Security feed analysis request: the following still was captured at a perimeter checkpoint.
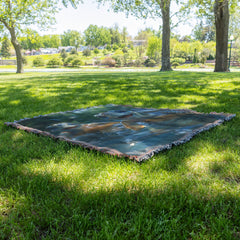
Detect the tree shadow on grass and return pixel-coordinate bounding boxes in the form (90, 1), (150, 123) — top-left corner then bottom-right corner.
(0, 71), (214, 119)
(1, 71), (239, 153)
(0, 71), (240, 239)
(0, 137), (239, 239)
(1, 71), (239, 168)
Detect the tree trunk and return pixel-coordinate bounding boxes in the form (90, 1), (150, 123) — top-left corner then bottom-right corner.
(214, 0), (229, 72)
(160, 0), (172, 71)
(9, 27), (24, 73)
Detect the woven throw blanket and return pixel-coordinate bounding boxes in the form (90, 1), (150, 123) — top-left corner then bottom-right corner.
(5, 105), (235, 162)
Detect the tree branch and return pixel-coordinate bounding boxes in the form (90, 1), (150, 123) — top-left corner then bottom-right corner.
(0, 17), (11, 30)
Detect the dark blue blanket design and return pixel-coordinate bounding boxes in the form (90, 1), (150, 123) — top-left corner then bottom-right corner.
(5, 105), (235, 161)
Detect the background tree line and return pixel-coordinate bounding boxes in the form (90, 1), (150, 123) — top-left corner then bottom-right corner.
(0, 0), (239, 73)
(1, 25), (240, 69)
(13, 25), (130, 51)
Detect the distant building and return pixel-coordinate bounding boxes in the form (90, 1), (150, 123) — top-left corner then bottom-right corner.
(58, 46), (75, 53)
(97, 46), (106, 50)
(132, 40), (147, 47)
(24, 50), (41, 55)
(78, 45), (89, 52)
(39, 48), (58, 54)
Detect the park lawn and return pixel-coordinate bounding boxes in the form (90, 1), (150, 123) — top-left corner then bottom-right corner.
(0, 71), (239, 239)
(24, 54), (61, 67)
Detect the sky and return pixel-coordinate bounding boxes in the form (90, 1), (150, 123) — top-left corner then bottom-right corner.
(40, 1), (195, 37)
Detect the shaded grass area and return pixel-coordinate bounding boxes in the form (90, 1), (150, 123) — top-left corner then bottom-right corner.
(0, 71), (239, 239)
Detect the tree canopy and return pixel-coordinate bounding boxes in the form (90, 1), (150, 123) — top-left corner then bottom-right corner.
(0, 36), (11, 59)
(229, 5), (240, 40)
(84, 25), (111, 47)
(0, 0), (82, 73)
(96, 0), (183, 71)
(187, 0), (239, 71)
(61, 30), (83, 49)
(0, 0), (59, 30)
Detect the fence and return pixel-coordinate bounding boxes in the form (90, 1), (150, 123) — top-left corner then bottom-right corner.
(231, 61), (240, 67)
(0, 59), (17, 65)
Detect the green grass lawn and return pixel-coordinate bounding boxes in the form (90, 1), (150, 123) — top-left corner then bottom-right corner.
(0, 71), (239, 239)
